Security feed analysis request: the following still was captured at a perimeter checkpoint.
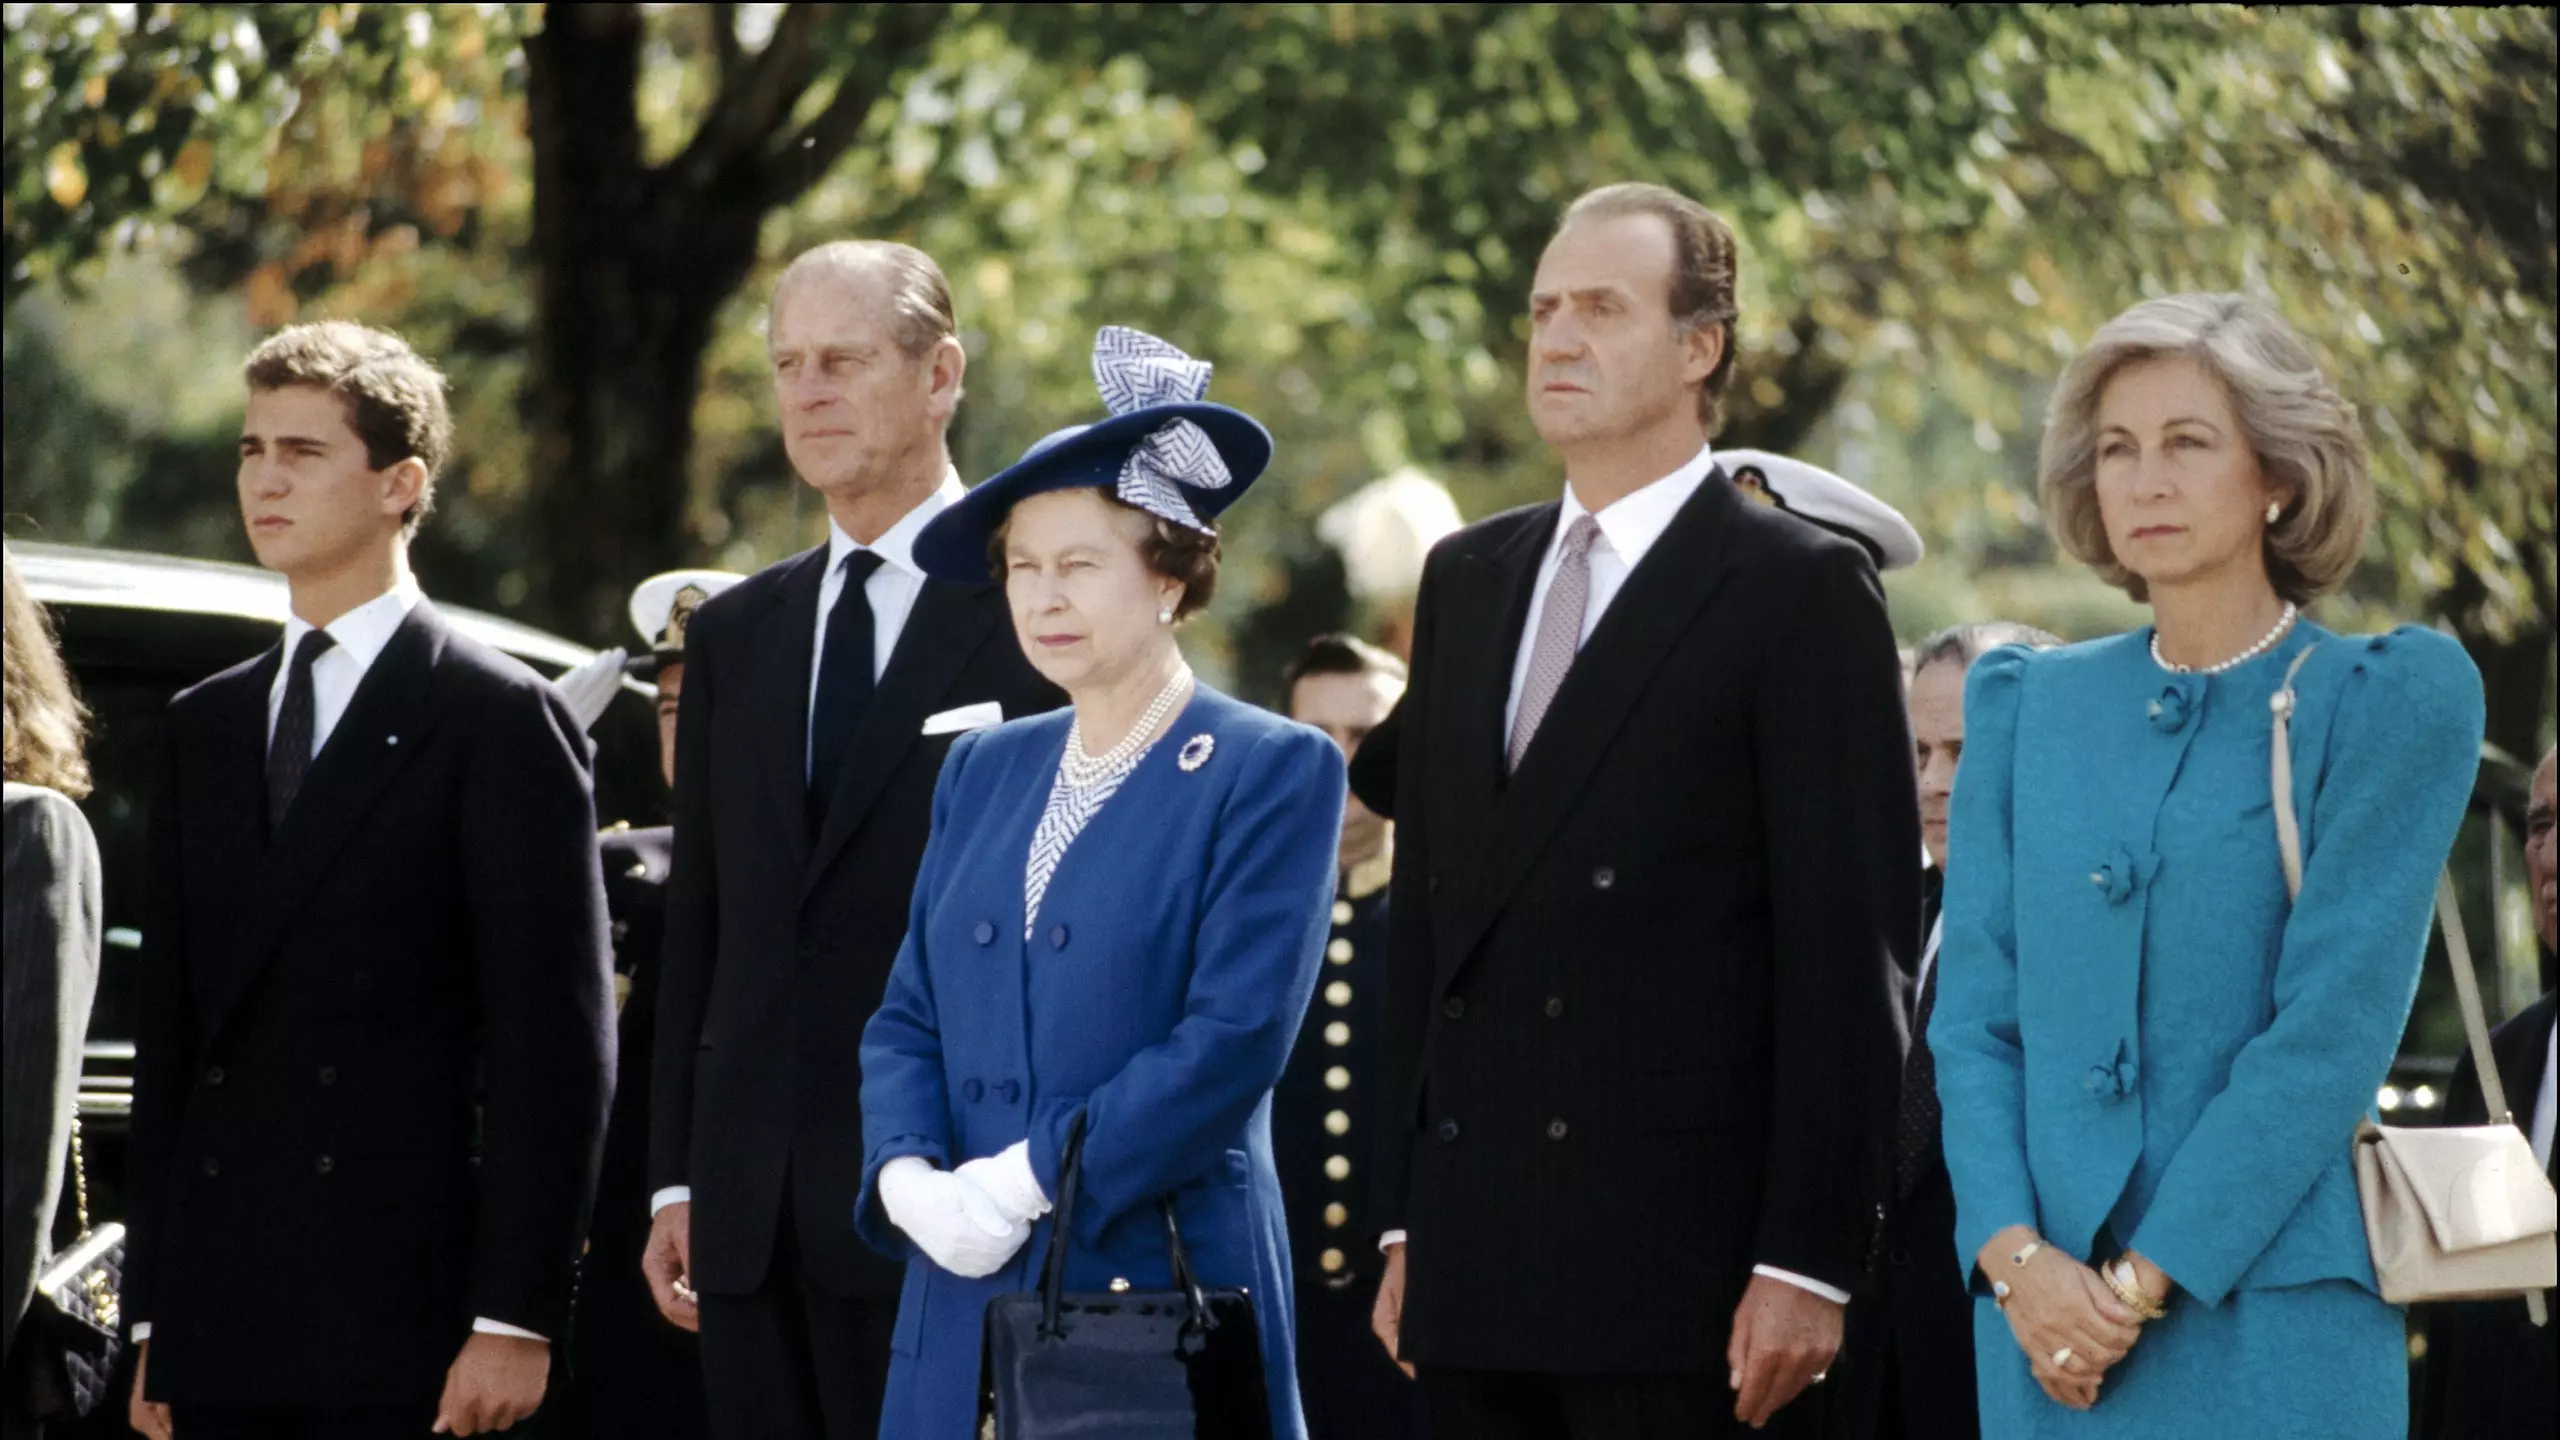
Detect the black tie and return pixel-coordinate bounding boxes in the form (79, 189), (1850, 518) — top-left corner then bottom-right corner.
(808, 549), (887, 829)
(267, 628), (337, 836)
(1895, 961), (1943, 1198)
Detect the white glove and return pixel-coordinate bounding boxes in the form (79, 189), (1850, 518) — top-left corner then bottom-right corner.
(551, 648), (629, 734)
(955, 1140), (1052, 1227)
(876, 1157), (1032, 1279)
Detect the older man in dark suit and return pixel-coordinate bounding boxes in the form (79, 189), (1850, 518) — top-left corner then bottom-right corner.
(642, 241), (1062, 1440)
(2414, 743), (2557, 1440)
(1368, 183), (1918, 1440)
(125, 322), (614, 1440)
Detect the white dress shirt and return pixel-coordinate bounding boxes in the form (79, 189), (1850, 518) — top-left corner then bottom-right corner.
(2533, 1016), (2556, 1174)
(139, 579), (546, 1344)
(1388, 447), (1852, 1307)
(652, 469), (965, 1222)
(1916, 913), (1945, 1005)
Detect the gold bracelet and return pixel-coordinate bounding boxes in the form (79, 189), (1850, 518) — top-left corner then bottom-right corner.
(2103, 1258), (2169, 1321)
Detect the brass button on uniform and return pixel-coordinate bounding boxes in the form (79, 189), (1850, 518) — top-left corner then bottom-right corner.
(1324, 1203), (1349, 1228)
(1319, 1248), (1345, 1274)
(1325, 1109), (1351, 1135)
(1324, 1155), (1352, 1181)
(1327, 938), (1354, 965)
(1325, 982), (1353, 1008)
(1325, 1022), (1351, 1047)
(1332, 900), (1354, 925)
(1324, 1066), (1351, 1091)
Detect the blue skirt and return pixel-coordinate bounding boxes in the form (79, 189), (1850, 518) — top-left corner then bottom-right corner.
(1975, 1281), (2404, 1439)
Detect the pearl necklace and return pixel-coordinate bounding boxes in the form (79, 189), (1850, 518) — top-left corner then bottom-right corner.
(2150, 602), (2298, 676)
(1061, 667), (1192, 788)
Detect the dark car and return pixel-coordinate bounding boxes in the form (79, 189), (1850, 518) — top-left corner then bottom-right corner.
(16, 540), (666, 1252)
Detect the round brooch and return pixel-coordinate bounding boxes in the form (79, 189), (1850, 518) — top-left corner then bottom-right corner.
(1176, 733), (1216, 772)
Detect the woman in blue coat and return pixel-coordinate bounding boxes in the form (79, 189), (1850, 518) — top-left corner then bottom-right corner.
(855, 327), (1343, 1439)
(1931, 293), (2484, 1438)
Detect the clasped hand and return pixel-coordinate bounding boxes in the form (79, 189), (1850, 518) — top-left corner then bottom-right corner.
(1978, 1227), (2143, 1412)
(878, 1156), (1034, 1278)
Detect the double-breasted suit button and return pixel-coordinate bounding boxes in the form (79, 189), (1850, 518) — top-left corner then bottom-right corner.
(316, 1066), (338, 1086)
(972, 921), (996, 946)
(996, 1080), (1022, 1104)
(1437, 1119), (1460, 1143)
(315, 1154), (335, 1175)
(204, 1065), (225, 1087)
(1428, 873), (1441, 893)
(1443, 996), (1466, 1019)
(200, 1156), (221, 1177)
(797, 939), (819, 961)
(1592, 866), (1616, 890)
(1048, 924), (1070, 950)
(350, 969), (372, 990)
(963, 1079), (986, 1103)
(1546, 1118), (1570, 1141)
(1544, 996), (1566, 1019)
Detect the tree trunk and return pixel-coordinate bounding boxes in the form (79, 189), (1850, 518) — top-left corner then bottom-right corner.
(523, 4), (767, 643)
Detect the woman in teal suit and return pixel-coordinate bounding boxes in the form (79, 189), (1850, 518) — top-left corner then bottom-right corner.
(1931, 293), (2484, 1438)
(854, 327), (1342, 1439)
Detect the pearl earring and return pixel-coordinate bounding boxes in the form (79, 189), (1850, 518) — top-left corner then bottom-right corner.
(2265, 499), (2282, 524)
(1158, 606), (1174, 626)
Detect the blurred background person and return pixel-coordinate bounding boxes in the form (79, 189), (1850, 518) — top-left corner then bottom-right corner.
(856, 326), (1341, 1439)
(2413, 741), (2557, 1440)
(563, 569), (737, 1440)
(2, 550), (104, 1440)
(1932, 293), (2485, 1436)
(1279, 633), (1426, 1440)
(1833, 620), (2059, 1440)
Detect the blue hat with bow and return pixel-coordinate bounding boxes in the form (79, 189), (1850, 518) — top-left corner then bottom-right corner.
(914, 326), (1273, 584)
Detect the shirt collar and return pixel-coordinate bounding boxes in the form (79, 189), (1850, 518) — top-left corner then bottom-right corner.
(826, 467), (967, 580)
(281, 579), (422, 674)
(1556, 444), (1717, 571)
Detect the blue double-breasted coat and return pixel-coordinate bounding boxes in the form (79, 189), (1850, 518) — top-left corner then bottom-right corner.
(1931, 623), (2484, 1436)
(857, 684), (1344, 1439)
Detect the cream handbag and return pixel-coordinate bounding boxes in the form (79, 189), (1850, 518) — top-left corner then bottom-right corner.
(2270, 645), (2555, 1323)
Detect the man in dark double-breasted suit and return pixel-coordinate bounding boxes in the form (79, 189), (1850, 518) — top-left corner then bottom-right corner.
(1368, 184), (1918, 1440)
(126, 322), (614, 1440)
(644, 241), (1061, 1440)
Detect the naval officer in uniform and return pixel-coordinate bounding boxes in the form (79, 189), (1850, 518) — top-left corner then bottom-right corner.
(1279, 634), (1428, 1440)
(573, 570), (738, 1440)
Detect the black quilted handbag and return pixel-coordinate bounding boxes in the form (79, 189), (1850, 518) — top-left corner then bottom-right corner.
(980, 1115), (1271, 1439)
(12, 1117), (126, 1422)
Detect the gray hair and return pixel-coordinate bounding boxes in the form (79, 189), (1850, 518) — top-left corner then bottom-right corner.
(770, 240), (958, 360)
(1911, 621), (2064, 681)
(2037, 293), (2372, 605)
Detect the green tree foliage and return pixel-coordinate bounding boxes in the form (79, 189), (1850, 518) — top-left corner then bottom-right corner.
(4, 3), (2552, 749)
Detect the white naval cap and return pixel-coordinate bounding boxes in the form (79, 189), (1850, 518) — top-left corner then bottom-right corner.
(1717, 450), (1925, 573)
(626, 569), (745, 673)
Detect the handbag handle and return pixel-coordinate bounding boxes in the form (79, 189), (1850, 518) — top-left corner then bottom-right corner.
(1035, 1113), (1218, 1340)
(2270, 647), (2509, 1124)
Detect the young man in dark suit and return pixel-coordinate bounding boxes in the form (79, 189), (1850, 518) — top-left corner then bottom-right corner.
(641, 242), (1063, 1440)
(2414, 743), (2557, 1440)
(124, 322), (616, 1440)
(1367, 184), (1920, 1439)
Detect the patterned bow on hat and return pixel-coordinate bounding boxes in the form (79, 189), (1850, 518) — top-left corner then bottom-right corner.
(1093, 325), (1232, 533)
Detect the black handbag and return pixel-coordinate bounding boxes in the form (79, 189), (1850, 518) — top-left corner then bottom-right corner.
(11, 1117), (126, 1422)
(980, 1115), (1272, 1439)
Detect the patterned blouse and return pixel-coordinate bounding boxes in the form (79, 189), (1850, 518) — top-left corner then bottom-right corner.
(1023, 740), (1157, 939)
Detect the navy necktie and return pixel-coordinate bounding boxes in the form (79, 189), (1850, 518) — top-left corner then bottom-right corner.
(267, 628), (337, 836)
(1895, 962), (1943, 1198)
(808, 549), (887, 829)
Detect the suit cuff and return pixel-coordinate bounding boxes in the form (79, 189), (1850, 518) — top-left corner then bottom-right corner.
(130, 1321), (151, 1342)
(650, 1185), (692, 1217)
(1754, 1264), (1851, 1306)
(473, 1317), (548, 1342)
(1378, 1229), (1408, 1254)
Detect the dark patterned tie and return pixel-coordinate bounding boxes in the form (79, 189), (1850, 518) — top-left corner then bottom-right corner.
(1895, 960), (1943, 1198)
(267, 628), (337, 836)
(808, 549), (887, 831)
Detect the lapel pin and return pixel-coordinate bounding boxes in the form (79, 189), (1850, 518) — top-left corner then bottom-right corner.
(1177, 733), (1215, 772)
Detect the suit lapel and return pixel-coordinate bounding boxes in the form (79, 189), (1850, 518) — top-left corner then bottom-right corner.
(207, 604), (446, 1036)
(747, 548), (826, 876)
(196, 651), (282, 1004)
(1440, 470), (1751, 983)
(1446, 508), (1557, 814)
(805, 579), (1005, 896)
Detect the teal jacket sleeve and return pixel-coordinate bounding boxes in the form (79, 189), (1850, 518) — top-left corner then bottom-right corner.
(2127, 629), (2484, 1306)
(1929, 645), (2040, 1281)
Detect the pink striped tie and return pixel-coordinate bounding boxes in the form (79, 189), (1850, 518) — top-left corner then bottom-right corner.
(1508, 514), (1601, 771)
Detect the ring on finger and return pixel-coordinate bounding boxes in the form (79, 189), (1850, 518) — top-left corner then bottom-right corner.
(2051, 1346), (2075, 1370)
